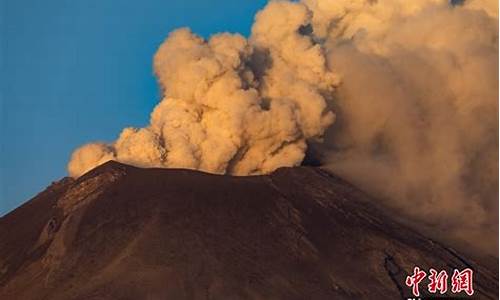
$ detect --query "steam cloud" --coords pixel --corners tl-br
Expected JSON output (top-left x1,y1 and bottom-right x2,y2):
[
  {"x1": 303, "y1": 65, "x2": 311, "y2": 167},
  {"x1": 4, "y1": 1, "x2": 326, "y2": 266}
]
[{"x1": 68, "y1": 1, "x2": 498, "y2": 255}]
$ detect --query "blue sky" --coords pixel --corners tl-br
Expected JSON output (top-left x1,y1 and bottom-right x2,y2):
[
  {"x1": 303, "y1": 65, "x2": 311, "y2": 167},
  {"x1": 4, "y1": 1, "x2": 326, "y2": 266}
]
[{"x1": 1, "y1": 0, "x2": 268, "y2": 215}]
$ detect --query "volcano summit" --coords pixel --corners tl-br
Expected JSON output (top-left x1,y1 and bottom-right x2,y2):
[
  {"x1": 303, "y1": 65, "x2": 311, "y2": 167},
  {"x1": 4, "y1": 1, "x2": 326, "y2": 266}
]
[{"x1": 0, "y1": 161, "x2": 497, "y2": 299}]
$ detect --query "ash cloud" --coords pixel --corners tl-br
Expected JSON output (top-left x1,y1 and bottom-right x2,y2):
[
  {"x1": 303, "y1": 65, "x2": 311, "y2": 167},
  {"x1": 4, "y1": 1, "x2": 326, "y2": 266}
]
[
  {"x1": 68, "y1": 0, "x2": 498, "y2": 255},
  {"x1": 69, "y1": 2, "x2": 337, "y2": 177},
  {"x1": 314, "y1": 0, "x2": 498, "y2": 255}
]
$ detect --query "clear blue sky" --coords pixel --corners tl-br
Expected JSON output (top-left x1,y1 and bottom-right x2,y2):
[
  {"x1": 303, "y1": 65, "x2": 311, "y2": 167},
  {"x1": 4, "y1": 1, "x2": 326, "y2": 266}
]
[{"x1": 1, "y1": 0, "x2": 268, "y2": 215}]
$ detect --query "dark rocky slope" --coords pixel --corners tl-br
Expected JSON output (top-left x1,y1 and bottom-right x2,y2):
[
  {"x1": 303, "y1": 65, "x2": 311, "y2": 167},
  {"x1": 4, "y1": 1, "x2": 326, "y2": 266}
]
[{"x1": 0, "y1": 161, "x2": 497, "y2": 299}]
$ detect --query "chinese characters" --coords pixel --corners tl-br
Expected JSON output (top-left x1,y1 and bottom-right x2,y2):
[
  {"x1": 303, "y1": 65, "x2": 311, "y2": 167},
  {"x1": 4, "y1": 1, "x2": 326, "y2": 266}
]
[{"x1": 405, "y1": 266, "x2": 474, "y2": 297}]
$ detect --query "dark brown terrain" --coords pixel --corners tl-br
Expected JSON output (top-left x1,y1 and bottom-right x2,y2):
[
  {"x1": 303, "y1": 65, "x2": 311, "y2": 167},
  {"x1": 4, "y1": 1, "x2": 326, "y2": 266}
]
[{"x1": 0, "y1": 161, "x2": 497, "y2": 299}]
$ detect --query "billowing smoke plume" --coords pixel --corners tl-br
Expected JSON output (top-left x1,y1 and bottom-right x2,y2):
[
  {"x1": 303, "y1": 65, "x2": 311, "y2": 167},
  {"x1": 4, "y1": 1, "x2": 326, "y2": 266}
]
[
  {"x1": 68, "y1": 2, "x2": 338, "y2": 178},
  {"x1": 313, "y1": 0, "x2": 498, "y2": 256},
  {"x1": 68, "y1": 0, "x2": 498, "y2": 255}
]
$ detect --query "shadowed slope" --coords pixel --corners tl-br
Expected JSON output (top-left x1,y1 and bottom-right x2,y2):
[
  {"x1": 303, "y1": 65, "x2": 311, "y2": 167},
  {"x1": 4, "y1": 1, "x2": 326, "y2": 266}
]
[{"x1": 0, "y1": 161, "x2": 497, "y2": 299}]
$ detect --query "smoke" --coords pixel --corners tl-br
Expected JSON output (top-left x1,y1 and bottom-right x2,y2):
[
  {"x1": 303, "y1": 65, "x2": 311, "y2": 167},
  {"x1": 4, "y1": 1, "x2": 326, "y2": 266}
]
[
  {"x1": 69, "y1": 3, "x2": 338, "y2": 178},
  {"x1": 68, "y1": 1, "x2": 498, "y2": 255},
  {"x1": 312, "y1": 0, "x2": 498, "y2": 255}
]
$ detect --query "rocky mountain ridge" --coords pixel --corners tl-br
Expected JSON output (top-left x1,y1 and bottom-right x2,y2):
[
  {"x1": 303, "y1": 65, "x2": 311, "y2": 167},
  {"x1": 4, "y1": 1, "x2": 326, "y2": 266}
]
[{"x1": 0, "y1": 161, "x2": 497, "y2": 299}]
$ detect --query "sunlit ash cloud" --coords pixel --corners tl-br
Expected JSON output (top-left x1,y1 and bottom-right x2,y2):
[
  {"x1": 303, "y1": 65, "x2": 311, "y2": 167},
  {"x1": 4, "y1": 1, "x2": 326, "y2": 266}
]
[{"x1": 68, "y1": 0, "x2": 498, "y2": 255}]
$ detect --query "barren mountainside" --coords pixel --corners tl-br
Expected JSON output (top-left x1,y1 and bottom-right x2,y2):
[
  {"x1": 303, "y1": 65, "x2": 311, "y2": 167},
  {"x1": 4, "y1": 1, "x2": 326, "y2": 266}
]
[{"x1": 0, "y1": 161, "x2": 498, "y2": 299}]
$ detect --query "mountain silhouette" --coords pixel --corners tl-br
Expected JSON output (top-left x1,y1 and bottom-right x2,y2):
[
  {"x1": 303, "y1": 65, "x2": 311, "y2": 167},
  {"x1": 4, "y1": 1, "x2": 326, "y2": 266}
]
[{"x1": 0, "y1": 161, "x2": 497, "y2": 299}]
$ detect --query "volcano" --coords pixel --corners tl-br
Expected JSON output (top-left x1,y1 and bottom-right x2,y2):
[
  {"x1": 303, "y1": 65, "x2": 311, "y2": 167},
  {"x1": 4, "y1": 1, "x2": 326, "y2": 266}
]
[{"x1": 0, "y1": 161, "x2": 497, "y2": 299}]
